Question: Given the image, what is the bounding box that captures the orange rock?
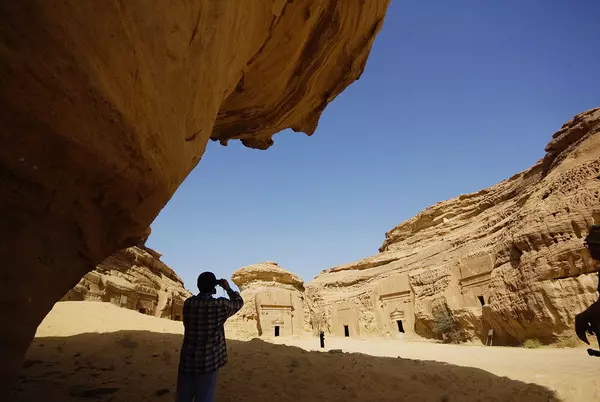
[0,0,390,392]
[62,246,192,320]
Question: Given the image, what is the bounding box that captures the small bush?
[432,309,469,344]
[555,337,579,348]
[523,339,542,349]
[433,311,455,335]
[309,307,328,336]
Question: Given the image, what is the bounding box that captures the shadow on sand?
[14,331,558,402]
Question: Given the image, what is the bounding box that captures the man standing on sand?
[176,272,244,401]
[575,225,600,357]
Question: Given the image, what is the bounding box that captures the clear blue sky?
[148,0,600,291]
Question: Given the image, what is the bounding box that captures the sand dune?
[12,302,599,401]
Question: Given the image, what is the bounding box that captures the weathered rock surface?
[0,0,389,391]
[307,108,600,345]
[62,246,191,320]
[229,262,306,338]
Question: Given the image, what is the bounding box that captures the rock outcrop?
[307,108,600,345]
[0,0,390,391]
[229,262,306,338]
[62,246,191,320]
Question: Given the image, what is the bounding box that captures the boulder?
[0,0,390,392]
[232,261,305,290]
[229,262,306,338]
[307,108,600,345]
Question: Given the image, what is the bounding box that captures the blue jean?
[175,370,218,402]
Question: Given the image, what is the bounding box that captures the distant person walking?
[176,272,244,401]
[575,225,600,356]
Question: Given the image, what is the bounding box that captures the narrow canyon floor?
[13,302,599,402]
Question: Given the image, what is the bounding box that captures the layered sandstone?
[0,0,390,391]
[307,108,600,345]
[229,262,306,338]
[62,246,191,320]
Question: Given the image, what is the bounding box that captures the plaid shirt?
[178,290,244,374]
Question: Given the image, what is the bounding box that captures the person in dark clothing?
[575,225,600,356]
[176,272,244,401]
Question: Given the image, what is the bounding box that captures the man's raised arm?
[219,279,244,317]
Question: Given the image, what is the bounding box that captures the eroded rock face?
[229,262,306,338]
[307,108,600,345]
[0,0,390,391]
[61,246,192,320]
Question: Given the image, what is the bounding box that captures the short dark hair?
[197,272,217,294]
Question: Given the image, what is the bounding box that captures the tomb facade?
[230,262,306,338]
[458,254,494,308]
[375,273,415,336]
[330,302,360,337]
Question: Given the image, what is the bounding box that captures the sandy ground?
[270,337,600,402]
[12,301,600,401]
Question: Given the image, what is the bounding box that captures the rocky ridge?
[62,246,191,321]
[305,108,600,344]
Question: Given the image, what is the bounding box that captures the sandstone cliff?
[229,262,306,338]
[307,108,600,345]
[0,0,390,390]
[62,246,192,320]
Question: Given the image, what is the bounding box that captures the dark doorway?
[478,295,485,306]
[274,326,280,337]
[344,325,349,337]
[396,320,405,333]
